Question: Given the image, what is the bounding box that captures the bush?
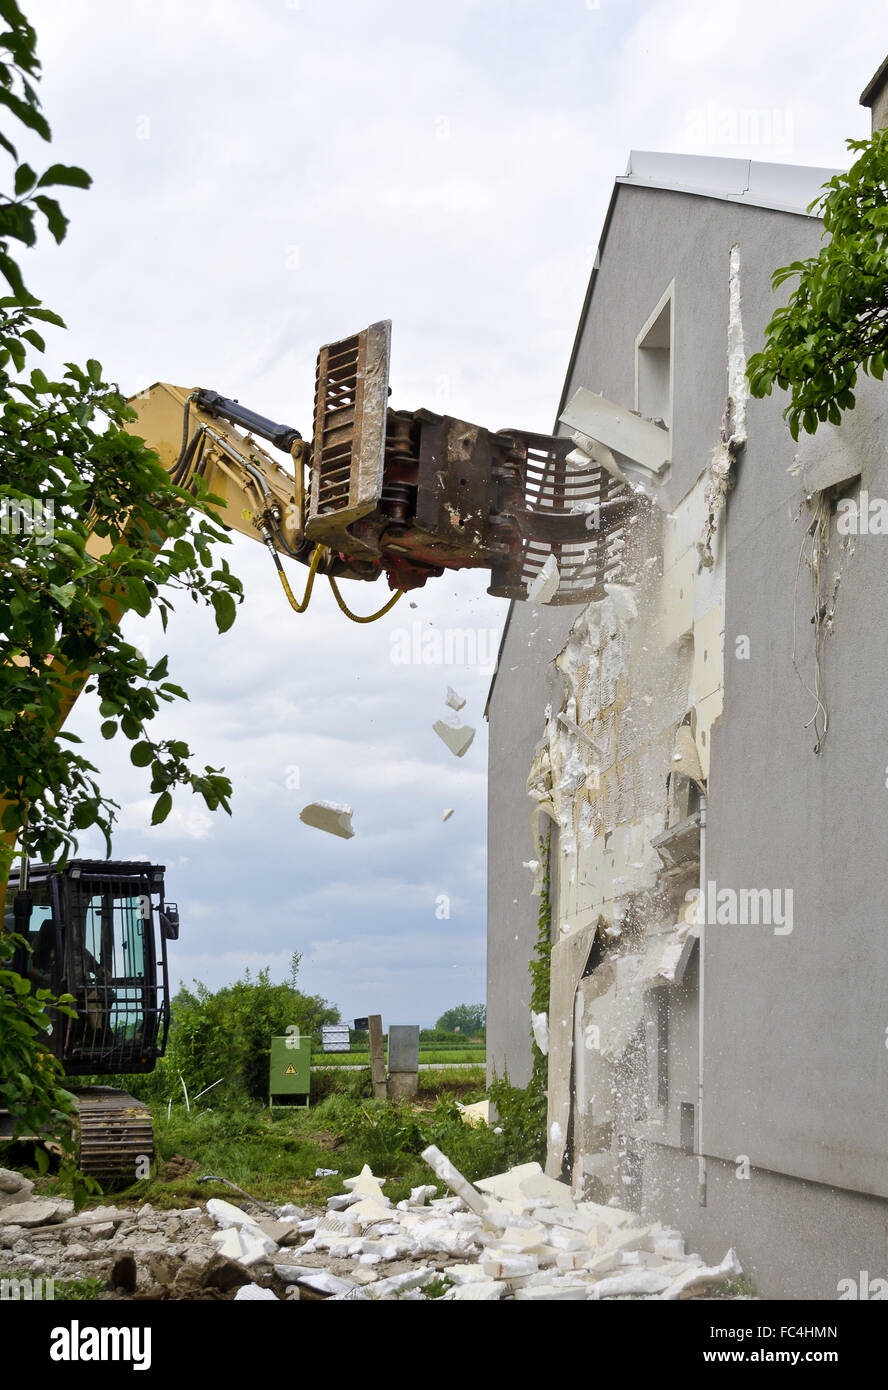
[155,954,339,1104]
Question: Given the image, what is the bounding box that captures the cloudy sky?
[15,0,886,1025]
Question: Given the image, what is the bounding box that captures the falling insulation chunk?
[299,801,355,839]
[526,554,560,604]
[433,718,476,757]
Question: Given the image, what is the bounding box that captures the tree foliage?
[0,0,241,1160]
[0,929,75,1143]
[158,955,341,1104]
[747,129,888,440]
[0,0,242,881]
[434,1002,486,1037]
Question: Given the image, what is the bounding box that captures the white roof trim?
[618,150,842,218]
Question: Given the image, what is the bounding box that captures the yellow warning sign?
[285,1063,297,1075]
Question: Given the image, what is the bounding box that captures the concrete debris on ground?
[0,1154,745,1301]
[299,801,355,839]
[432,718,475,758]
[456,1100,490,1128]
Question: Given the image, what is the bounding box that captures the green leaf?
[0,248,27,297]
[86,357,102,384]
[0,85,51,140]
[100,720,117,739]
[151,791,173,825]
[211,589,237,633]
[125,576,151,617]
[72,801,97,829]
[14,161,37,194]
[35,162,92,190]
[33,193,67,243]
[130,742,153,767]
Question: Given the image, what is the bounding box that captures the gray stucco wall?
[486,600,580,1088]
[488,174,888,1294]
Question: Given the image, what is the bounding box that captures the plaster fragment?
[526,554,560,604]
[531,1010,549,1056]
[445,686,466,710]
[433,718,476,758]
[299,801,355,839]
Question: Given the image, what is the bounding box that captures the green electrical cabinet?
[269,1034,311,1110]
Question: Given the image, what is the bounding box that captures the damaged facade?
[487,120,888,1299]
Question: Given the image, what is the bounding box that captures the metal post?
[367,1014,387,1100]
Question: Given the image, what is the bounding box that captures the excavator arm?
[2,318,638,877]
[124,319,637,611]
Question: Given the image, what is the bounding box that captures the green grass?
[0,1270,106,1301]
[3,1066,538,1220]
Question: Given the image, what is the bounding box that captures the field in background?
[314,1047,486,1067]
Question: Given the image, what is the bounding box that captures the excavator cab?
[5,859,175,1075]
[3,860,178,1177]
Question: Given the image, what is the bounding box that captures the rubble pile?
[0,1159,745,1301]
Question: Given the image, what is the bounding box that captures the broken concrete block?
[421,1146,501,1226]
[518,1172,575,1210]
[211,1225,277,1266]
[457,1099,490,1128]
[445,686,466,711]
[481,1250,540,1279]
[476,1163,543,1203]
[443,1280,506,1301]
[0,1198,72,1227]
[325,1193,359,1212]
[432,718,476,758]
[443,1262,495,1285]
[588,1267,675,1298]
[409,1185,436,1206]
[256,1219,300,1245]
[500,1224,548,1251]
[370,1267,436,1297]
[660,1248,742,1300]
[347,1198,392,1226]
[297,1269,356,1297]
[526,554,560,604]
[234,1283,279,1300]
[514,1282,589,1301]
[299,801,355,839]
[274,1204,306,1221]
[0,1170,35,1209]
[205,1198,261,1232]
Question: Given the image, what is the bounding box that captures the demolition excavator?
[1,320,637,1176]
